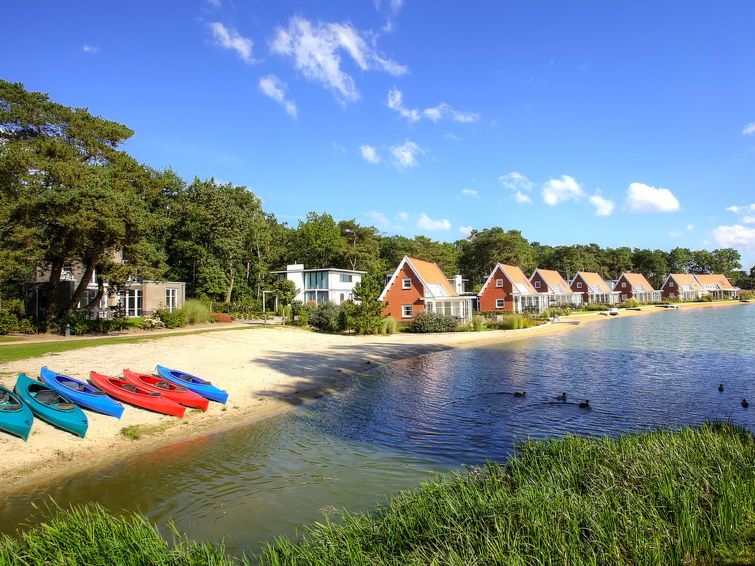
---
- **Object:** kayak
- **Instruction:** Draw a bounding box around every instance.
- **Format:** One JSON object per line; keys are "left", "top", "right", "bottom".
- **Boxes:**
{"left": 90, "top": 371, "right": 186, "bottom": 418}
{"left": 14, "top": 373, "right": 88, "bottom": 438}
{"left": 40, "top": 367, "right": 124, "bottom": 418}
{"left": 156, "top": 365, "right": 228, "bottom": 404}
{"left": 0, "top": 384, "right": 34, "bottom": 441}
{"left": 122, "top": 369, "right": 209, "bottom": 411}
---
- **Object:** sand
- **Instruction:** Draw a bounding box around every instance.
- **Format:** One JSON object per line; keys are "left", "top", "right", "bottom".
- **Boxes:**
{"left": 0, "top": 301, "right": 746, "bottom": 491}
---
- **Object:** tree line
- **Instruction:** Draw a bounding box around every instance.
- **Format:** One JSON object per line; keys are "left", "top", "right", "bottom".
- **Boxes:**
{"left": 1, "top": 80, "right": 752, "bottom": 320}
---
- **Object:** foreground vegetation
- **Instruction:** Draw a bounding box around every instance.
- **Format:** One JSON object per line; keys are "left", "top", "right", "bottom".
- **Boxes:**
{"left": 1, "top": 423, "right": 752, "bottom": 565}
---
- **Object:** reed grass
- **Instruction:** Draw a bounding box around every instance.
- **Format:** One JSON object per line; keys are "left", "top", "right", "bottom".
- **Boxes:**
{"left": 262, "top": 422, "right": 755, "bottom": 565}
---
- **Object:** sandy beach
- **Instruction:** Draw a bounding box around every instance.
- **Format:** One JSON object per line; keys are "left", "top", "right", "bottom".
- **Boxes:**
{"left": 0, "top": 301, "right": 746, "bottom": 491}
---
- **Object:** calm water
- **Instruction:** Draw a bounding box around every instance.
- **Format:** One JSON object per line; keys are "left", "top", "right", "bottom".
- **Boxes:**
{"left": 2, "top": 304, "right": 753, "bottom": 556}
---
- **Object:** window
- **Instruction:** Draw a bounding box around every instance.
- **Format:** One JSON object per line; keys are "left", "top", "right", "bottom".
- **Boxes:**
{"left": 495, "top": 278, "right": 503, "bottom": 288}
{"left": 339, "top": 274, "right": 352, "bottom": 283}
{"left": 120, "top": 289, "right": 142, "bottom": 317}
{"left": 669, "top": 292, "right": 675, "bottom": 298}
{"left": 622, "top": 294, "right": 627, "bottom": 301}
{"left": 669, "top": 281, "right": 674, "bottom": 287}
{"left": 402, "top": 278, "right": 411, "bottom": 289}
{"left": 402, "top": 304, "right": 413, "bottom": 318}
{"left": 621, "top": 281, "right": 626, "bottom": 288}
{"left": 576, "top": 282, "right": 582, "bottom": 289}
{"left": 534, "top": 281, "right": 541, "bottom": 289}
{"left": 166, "top": 288, "right": 178, "bottom": 312}
{"left": 496, "top": 298, "right": 505, "bottom": 309}
{"left": 304, "top": 271, "right": 328, "bottom": 290}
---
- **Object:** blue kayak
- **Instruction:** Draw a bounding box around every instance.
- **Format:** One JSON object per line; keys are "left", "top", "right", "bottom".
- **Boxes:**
{"left": 0, "top": 384, "right": 34, "bottom": 441}
{"left": 14, "top": 373, "right": 88, "bottom": 438}
{"left": 156, "top": 365, "right": 228, "bottom": 404}
{"left": 40, "top": 367, "right": 124, "bottom": 418}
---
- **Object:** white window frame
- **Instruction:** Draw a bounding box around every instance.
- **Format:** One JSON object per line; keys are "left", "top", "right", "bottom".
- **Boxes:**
{"left": 166, "top": 288, "right": 178, "bottom": 312}
{"left": 621, "top": 281, "right": 626, "bottom": 288}
{"left": 534, "top": 281, "right": 541, "bottom": 289}
{"left": 669, "top": 281, "right": 674, "bottom": 287}
{"left": 495, "top": 298, "right": 505, "bottom": 309}
{"left": 495, "top": 278, "right": 504, "bottom": 288}
{"left": 402, "top": 278, "right": 411, "bottom": 290}
{"left": 340, "top": 274, "right": 352, "bottom": 283}
{"left": 402, "top": 304, "right": 413, "bottom": 318}
{"left": 576, "top": 282, "right": 582, "bottom": 289}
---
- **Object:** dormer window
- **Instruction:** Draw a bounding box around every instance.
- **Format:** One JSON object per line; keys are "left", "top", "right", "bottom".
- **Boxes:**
{"left": 669, "top": 281, "right": 674, "bottom": 287}
{"left": 534, "top": 281, "right": 541, "bottom": 289}
{"left": 402, "top": 278, "right": 411, "bottom": 290}
{"left": 495, "top": 279, "right": 503, "bottom": 288}
{"left": 576, "top": 282, "right": 582, "bottom": 289}
{"left": 621, "top": 282, "right": 626, "bottom": 288}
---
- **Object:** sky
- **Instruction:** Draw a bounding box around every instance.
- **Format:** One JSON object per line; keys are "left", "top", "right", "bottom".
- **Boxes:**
{"left": 3, "top": 1, "right": 755, "bottom": 270}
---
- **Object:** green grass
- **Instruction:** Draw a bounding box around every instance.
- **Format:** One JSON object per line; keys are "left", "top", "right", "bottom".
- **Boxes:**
{"left": 262, "top": 422, "right": 755, "bottom": 565}
{"left": 120, "top": 421, "right": 176, "bottom": 440}
{"left": 0, "top": 325, "right": 263, "bottom": 364}
{"left": 0, "top": 336, "right": 21, "bottom": 343}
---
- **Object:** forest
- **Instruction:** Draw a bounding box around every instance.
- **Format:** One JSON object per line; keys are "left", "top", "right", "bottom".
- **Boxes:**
{"left": 2, "top": 79, "right": 752, "bottom": 322}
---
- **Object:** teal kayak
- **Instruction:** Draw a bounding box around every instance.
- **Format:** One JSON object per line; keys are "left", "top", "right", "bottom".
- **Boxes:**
{"left": 14, "top": 373, "right": 88, "bottom": 438}
{"left": 0, "top": 384, "right": 33, "bottom": 441}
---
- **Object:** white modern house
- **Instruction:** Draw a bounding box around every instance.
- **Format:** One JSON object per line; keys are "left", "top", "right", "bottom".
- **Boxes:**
{"left": 271, "top": 264, "right": 366, "bottom": 305}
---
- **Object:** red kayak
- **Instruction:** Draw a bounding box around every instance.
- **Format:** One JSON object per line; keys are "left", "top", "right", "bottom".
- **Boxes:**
{"left": 122, "top": 369, "right": 209, "bottom": 411}
{"left": 89, "top": 371, "right": 186, "bottom": 418}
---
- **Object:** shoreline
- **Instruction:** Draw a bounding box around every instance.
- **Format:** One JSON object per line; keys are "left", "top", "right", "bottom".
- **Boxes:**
{"left": 0, "top": 300, "right": 747, "bottom": 494}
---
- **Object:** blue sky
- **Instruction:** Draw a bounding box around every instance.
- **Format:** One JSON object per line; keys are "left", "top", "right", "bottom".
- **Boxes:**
{"left": 3, "top": 1, "right": 755, "bottom": 269}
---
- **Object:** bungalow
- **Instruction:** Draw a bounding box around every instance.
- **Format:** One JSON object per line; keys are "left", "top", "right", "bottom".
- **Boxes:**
{"left": 271, "top": 263, "right": 366, "bottom": 305}
{"left": 660, "top": 274, "right": 704, "bottom": 301}
{"left": 529, "top": 268, "right": 583, "bottom": 307}
{"left": 693, "top": 274, "right": 739, "bottom": 300}
{"left": 479, "top": 263, "right": 547, "bottom": 314}
{"left": 379, "top": 256, "right": 473, "bottom": 322}
{"left": 614, "top": 272, "right": 662, "bottom": 304}
{"left": 570, "top": 272, "right": 621, "bottom": 305}
{"left": 25, "top": 262, "right": 185, "bottom": 319}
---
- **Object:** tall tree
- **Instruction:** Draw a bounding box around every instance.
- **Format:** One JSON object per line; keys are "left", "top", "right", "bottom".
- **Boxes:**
{"left": 294, "top": 211, "right": 344, "bottom": 268}
{"left": 338, "top": 219, "right": 380, "bottom": 272}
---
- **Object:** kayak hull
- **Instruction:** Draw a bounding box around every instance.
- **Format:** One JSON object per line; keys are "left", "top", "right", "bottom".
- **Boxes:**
{"left": 90, "top": 371, "right": 186, "bottom": 418}
{"left": 40, "top": 367, "right": 124, "bottom": 418}
{"left": 0, "top": 384, "right": 34, "bottom": 441}
{"left": 156, "top": 365, "right": 228, "bottom": 404}
{"left": 122, "top": 370, "right": 209, "bottom": 411}
{"left": 14, "top": 373, "right": 88, "bottom": 438}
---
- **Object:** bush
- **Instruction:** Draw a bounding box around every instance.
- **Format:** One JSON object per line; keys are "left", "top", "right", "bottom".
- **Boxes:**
{"left": 489, "top": 314, "right": 524, "bottom": 330}
{"left": 619, "top": 298, "right": 639, "bottom": 308}
{"left": 182, "top": 299, "right": 210, "bottom": 324}
{"left": 1, "top": 298, "right": 24, "bottom": 317}
{"left": 585, "top": 303, "right": 610, "bottom": 311}
{"left": 139, "top": 317, "right": 164, "bottom": 330}
{"left": 382, "top": 317, "right": 398, "bottom": 335}
{"left": 0, "top": 311, "right": 20, "bottom": 335}
{"left": 471, "top": 315, "right": 484, "bottom": 331}
{"left": 697, "top": 294, "right": 713, "bottom": 302}
{"left": 409, "top": 311, "right": 457, "bottom": 333}
{"left": 338, "top": 301, "right": 357, "bottom": 332}
{"left": 309, "top": 301, "right": 340, "bottom": 332}
{"left": 153, "top": 308, "right": 186, "bottom": 329}
{"left": 210, "top": 313, "right": 233, "bottom": 323}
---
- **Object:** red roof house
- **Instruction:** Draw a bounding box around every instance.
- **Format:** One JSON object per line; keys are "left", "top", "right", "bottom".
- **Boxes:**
{"left": 614, "top": 272, "right": 662, "bottom": 303}
{"left": 693, "top": 274, "right": 739, "bottom": 299}
{"left": 478, "top": 263, "right": 547, "bottom": 313}
{"left": 529, "top": 268, "right": 583, "bottom": 307}
{"left": 570, "top": 272, "right": 620, "bottom": 305}
{"left": 660, "top": 274, "right": 704, "bottom": 301}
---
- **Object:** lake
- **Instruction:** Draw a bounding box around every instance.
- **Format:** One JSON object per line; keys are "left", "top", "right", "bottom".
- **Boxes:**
{"left": 1, "top": 304, "right": 753, "bottom": 557}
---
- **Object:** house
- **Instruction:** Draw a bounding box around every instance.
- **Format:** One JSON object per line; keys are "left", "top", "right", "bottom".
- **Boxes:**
{"left": 379, "top": 256, "right": 474, "bottom": 322}
{"left": 25, "top": 262, "right": 185, "bottom": 319}
{"left": 614, "top": 272, "right": 662, "bottom": 303}
{"left": 271, "top": 263, "right": 366, "bottom": 305}
{"left": 570, "top": 272, "right": 621, "bottom": 305}
{"left": 529, "top": 268, "right": 583, "bottom": 307}
{"left": 660, "top": 274, "right": 704, "bottom": 301}
{"left": 478, "top": 263, "right": 547, "bottom": 313}
{"left": 693, "top": 274, "right": 739, "bottom": 300}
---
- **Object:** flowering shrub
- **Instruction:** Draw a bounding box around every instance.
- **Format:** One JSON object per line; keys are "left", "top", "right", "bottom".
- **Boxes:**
{"left": 211, "top": 313, "right": 233, "bottom": 323}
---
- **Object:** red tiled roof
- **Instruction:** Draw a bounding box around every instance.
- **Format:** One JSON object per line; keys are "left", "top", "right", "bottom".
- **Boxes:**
{"left": 622, "top": 272, "right": 656, "bottom": 292}
{"left": 668, "top": 274, "right": 703, "bottom": 290}
{"left": 534, "top": 269, "right": 571, "bottom": 293}
{"left": 577, "top": 272, "right": 612, "bottom": 293}
{"left": 407, "top": 257, "right": 458, "bottom": 296}
{"left": 499, "top": 264, "right": 537, "bottom": 293}
{"left": 695, "top": 273, "right": 733, "bottom": 289}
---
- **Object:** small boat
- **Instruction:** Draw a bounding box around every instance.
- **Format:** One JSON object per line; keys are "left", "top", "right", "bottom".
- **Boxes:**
{"left": 40, "top": 367, "right": 124, "bottom": 418}
{"left": 608, "top": 308, "right": 619, "bottom": 316}
{"left": 122, "top": 369, "right": 209, "bottom": 411}
{"left": 90, "top": 372, "right": 186, "bottom": 418}
{"left": 0, "top": 385, "right": 34, "bottom": 441}
{"left": 156, "top": 365, "right": 228, "bottom": 404}
{"left": 14, "top": 373, "right": 88, "bottom": 438}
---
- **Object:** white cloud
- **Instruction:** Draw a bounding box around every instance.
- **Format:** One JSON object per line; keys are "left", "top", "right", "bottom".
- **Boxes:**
{"left": 743, "top": 122, "right": 755, "bottom": 135}
{"left": 687, "top": 223, "right": 695, "bottom": 231}
{"left": 624, "top": 182, "right": 680, "bottom": 213}
{"left": 82, "top": 45, "right": 99, "bottom": 54}
{"left": 209, "top": 22, "right": 255, "bottom": 63}
{"left": 396, "top": 211, "right": 408, "bottom": 222}
{"left": 459, "top": 188, "right": 478, "bottom": 199}
{"left": 417, "top": 213, "right": 451, "bottom": 231}
{"left": 713, "top": 224, "right": 755, "bottom": 250}
{"left": 499, "top": 171, "right": 533, "bottom": 192}
{"left": 387, "top": 87, "right": 479, "bottom": 123}
{"left": 360, "top": 145, "right": 380, "bottom": 163}
{"left": 743, "top": 216, "right": 755, "bottom": 224}
{"left": 444, "top": 133, "right": 460, "bottom": 141}
{"left": 542, "top": 175, "right": 584, "bottom": 206}
{"left": 726, "top": 204, "right": 755, "bottom": 215}
{"left": 390, "top": 140, "right": 423, "bottom": 170}
{"left": 669, "top": 230, "right": 684, "bottom": 238}
{"left": 459, "top": 226, "right": 473, "bottom": 238}
{"left": 514, "top": 191, "right": 532, "bottom": 204}
{"left": 258, "top": 75, "right": 297, "bottom": 118}
{"left": 366, "top": 210, "right": 391, "bottom": 229}
{"left": 589, "top": 192, "right": 615, "bottom": 216}
{"left": 206, "top": 0, "right": 221, "bottom": 7}
{"left": 271, "top": 16, "right": 407, "bottom": 103}
{"left": 332, "top": 142, "right": 346, "bottom": 153}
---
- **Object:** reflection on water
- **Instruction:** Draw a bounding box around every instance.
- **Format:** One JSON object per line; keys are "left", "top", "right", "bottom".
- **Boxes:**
{"left": 1, "top": 305, "right": 753, "bottom": 556}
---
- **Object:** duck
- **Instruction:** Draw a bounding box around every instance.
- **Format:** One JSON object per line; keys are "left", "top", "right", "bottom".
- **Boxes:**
{"left": 578, "top": 400, "right": 590, "bottom": 409}
{"left": 556, "top": 392, "right": 567, "bottom": 402}
{"left": 743, "top": 399, "right": 749, "bottom": 409}
{"left": 514, "top": 391, "right": 527, "bottom": 397}
{"left": 718, "top": 384, "right": 724, "bottom": 392}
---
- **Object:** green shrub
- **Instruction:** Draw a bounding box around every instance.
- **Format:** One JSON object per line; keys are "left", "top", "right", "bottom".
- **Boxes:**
{"left": 409, "top": 311, "right": 457, "bottom": 333}
{"left": 1, "top": 298, "right": 24, "bottom": 317}
{"left": 154, "top": 308, "right": 186, "bottom": 329}
{"left": 182, "top": 299, "right": 210, "bottom": 324}
{"left": 139, "top": 317, "right": 164, "bottom": 330}
{"left": 0, "top": 311, "right": 20, "bottom": 335}
{"left": 585, "top": 303, "right": 610, "bottom": 311}
{"left": 338, "top": 301, "right": 357, "bottom": 332}
{"left": 382, "top": 317, "right": 398, "bottom": 335}
{"left": 309, "top": 301, "right": 340, "bottom": 332}
{"left": 619, "top": 298, "right": 639, "bottom": 308}
{"left": 471, "top": 315, "right": 484, "bottom": 331}
{"left": 697, "top": 294, "right": 713, "bottom": 302}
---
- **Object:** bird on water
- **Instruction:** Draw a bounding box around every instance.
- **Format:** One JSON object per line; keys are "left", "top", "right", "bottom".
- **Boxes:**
{"left": 514, "top": 391, "right": 527, "bottom": 397}
{"left": 556, "top": 392, "right": 567, "bottom": 402}
{"left": 718, "top": 384, "right": 724, "bottom": 392}
{"left": 579, "top": 400, "right": 590, "bottom": 409}
{"left": 743, "top": 399, "right": 749, "bottom": 408}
